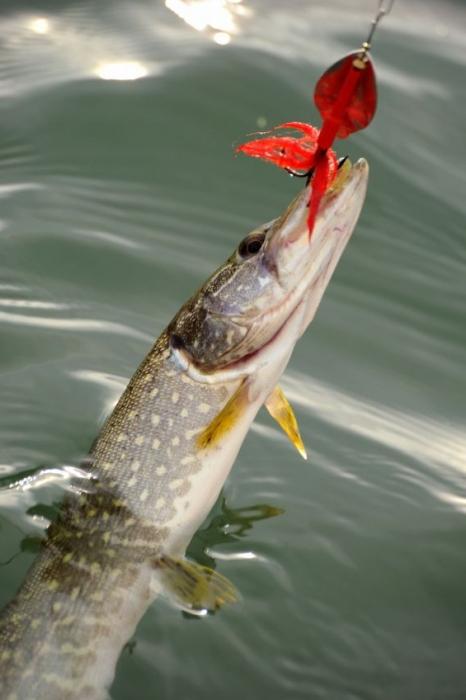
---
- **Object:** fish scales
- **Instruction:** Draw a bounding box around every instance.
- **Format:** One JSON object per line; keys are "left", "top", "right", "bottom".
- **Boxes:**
{"left": 0, "top": 158, "right": 369, "bottom": 698}
{"left": 0, "top": 330, "right": 235, "bottom": 699}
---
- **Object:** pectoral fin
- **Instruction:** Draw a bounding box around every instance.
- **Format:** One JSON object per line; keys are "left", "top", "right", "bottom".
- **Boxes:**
{"left": 154, "top": 555, "right": 239, "bottom": 615}
{"left": 196, "top": 380, "right": 249, "bottom": 451}
{"left": 265, "top": 385, "right": 307, "bottom": 460}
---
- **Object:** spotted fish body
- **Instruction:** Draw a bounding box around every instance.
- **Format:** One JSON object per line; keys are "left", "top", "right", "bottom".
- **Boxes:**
{"left": 0, "top": 159, "right": 369, "bottom": 699}
{"left": 0, "top": 332, "right": 244, "bottom": 700}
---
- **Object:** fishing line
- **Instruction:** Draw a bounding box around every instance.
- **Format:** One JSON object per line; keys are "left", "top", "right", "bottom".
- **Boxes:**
{"left": 364, "top": 0, "right": 396, "bottom": 51}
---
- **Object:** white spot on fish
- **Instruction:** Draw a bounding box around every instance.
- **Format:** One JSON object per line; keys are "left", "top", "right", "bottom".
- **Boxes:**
{"left": 152, "top": 438, "right": 160, "bottom": 450}
{"left": 151, "top": 414, "right": 160, "bottom": 427}
{"left": 117, "top": 433, "right": 127, "bottom": 443}
{"left": 166, "top": 369, "right": 176, "bottom": 377}
{"left": 155, "top": 497, "right": 165, "bottom": 509}
{"left": 131, "top": 460, "right": 141, "bottom": 472}
{"left": 142, "top": 373, "right": 153, "bottom": 384}
{"left": 169, "top": 478, "right": 183, "bottom": 491}
{"left": 90, "top": 562, "right": 102, "bottom": 575}
{"left": 59, "top": 615, "right": 76, "bottom": 628}
{"left": 185, "top": 428, "right": 200, "bottom": 440}
{"left": 168, "top": 418, "right": 174, "bottom": 428}
{"left": 150, "top": 387, "right": 159, "bottom": 398}
{"left": 135, "top": 435, "right": 145, "bottom": 446}
{"left": 128, "top": 410, "right": 138, "bottom": 420}
{"left": 198, "top": 403, "right": 210, "bottom": 414}
{"left": 140, "top": 488, "right": 149, "bottom": 502}
{"left": 181, "top": 455, "right": 195, "bottom": 465}
{"left": 172, "top": 391, "right": 180, "bottom": 404}
{"left": 172, "top": 436, "right": 180, "bottom": 447}
{"left": 156, "top": 465, "right": 167, "bottom": 476}
{"left": 181, "top": 408, "right": 188, "bottom": 418}
{"left": 128, "top": 476, "right": 137, "bottom": 487}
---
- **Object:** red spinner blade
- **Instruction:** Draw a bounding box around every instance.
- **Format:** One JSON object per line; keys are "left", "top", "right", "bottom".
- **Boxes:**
{"left": 314, "top": 52, "right": 377, "bottom": 140}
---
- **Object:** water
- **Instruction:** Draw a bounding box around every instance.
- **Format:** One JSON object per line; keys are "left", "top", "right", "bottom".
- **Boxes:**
{"left": 0, "top": 0, "right": 465, "bottom": 697}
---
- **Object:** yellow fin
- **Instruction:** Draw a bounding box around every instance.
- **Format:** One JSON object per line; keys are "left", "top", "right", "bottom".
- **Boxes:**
{"left": 196, "top": 381, "right": 249, "bottom": 451}
{"left": 265, "top": 385, "right": 307, "bottom": 460}
{"left": 154, "top": 555, "right": 239, "bottom": 615}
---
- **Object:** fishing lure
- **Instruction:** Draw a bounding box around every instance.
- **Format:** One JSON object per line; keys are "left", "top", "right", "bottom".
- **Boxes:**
{"left": 237, "top": 0, "right": 395, "bottom": 235}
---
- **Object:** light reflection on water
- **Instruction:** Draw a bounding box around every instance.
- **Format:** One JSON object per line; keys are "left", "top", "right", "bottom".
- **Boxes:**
{"left": 95, "top": 61, "right": 150, "bottom": 81}
{"left": 165, "top": 0, "right": 252, "bottom": 44}
{"left": 27, "top": 17, "right": 51, "bottom": 35}
{"left": 0, "top": 464, "right": 95, "bottom": 515}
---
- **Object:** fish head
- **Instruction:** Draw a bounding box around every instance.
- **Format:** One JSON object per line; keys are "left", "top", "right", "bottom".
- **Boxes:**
{"left": 169, "top": 158, "right": 368, "bottom": 374}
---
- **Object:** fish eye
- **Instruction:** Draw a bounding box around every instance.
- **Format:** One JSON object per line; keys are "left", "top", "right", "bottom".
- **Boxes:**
{"left": 237, "top": 232, "right": 266, "bottom": 260}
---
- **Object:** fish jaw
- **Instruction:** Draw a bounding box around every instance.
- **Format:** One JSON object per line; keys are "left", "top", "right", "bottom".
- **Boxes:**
{"left": 177, "top": 158, "right": 368, "bottom": 382}
{"left": 296, "top": 157, "right": 369, "bottom": 332}
{"left": 242, "top": 157, "right": 369, "bottom": 359}
{"left": 169, "top": 158, "right": 368, "bottom": 375}
{"left": 266, "top": 157, "right": 369, "bottom": 300}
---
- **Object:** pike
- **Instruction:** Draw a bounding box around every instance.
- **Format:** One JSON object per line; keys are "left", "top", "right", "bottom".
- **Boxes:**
{"left": 0, "top": 158, "right": 368, "bottom": 699}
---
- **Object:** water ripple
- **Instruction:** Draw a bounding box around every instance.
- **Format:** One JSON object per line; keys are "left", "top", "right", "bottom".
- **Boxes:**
{"left": 0, "top": 309, "right": 152, "bottom": 340}
{"left": 282, "top": 371, "right": 466, "bottom": 507}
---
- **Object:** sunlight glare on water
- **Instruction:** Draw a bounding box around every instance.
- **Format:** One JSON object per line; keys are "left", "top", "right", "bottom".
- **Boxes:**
{"left": 95, "top": 61, "right": 149, "bottom": 81}
{"left": 165, "top": 0, "right": 252, "bottom": 43}
{"left": 27, "top": 17, "right": 50, "bottom": 35}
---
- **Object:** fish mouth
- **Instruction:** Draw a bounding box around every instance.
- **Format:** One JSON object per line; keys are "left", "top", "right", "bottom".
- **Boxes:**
{"left": 220, "top": 157, "right": 369, "bottom": 369}
{"left": 174, "top": 158, "right": 368, "bottom": 384}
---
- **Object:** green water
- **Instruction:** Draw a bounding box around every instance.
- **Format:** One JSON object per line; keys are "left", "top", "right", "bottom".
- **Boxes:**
{"left": 1, "top": 0, "right": 465, "bottom": 697}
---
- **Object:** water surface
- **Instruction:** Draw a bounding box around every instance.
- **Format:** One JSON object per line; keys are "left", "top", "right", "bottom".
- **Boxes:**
{"left": 0, "top": 1, "right": 465, "bottom": 698}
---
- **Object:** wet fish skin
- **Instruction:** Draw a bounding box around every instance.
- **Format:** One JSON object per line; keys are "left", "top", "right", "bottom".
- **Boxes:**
{"left": 0, "top": 331, "right": 232, "bottom": 699}
{"left": 0, "top": 159, "right": 368, "bottom": 699}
